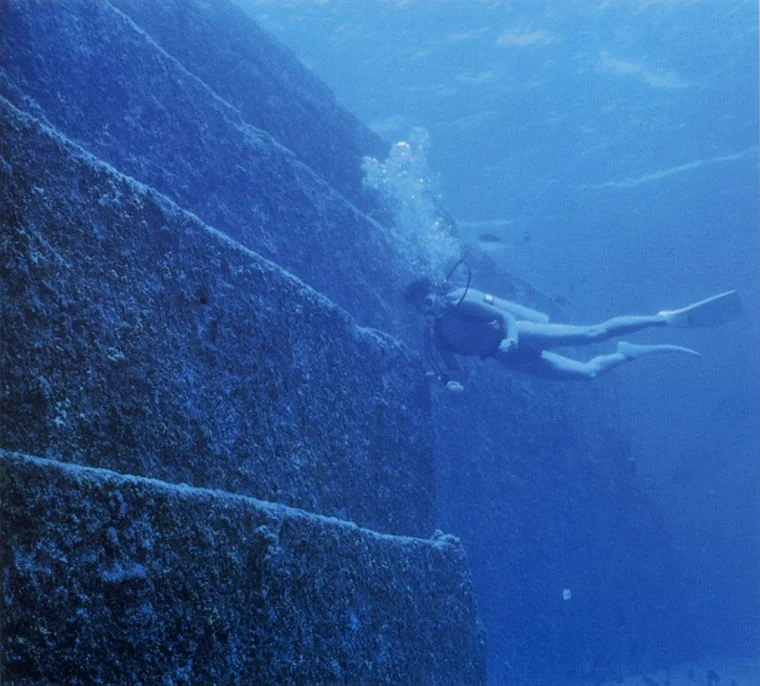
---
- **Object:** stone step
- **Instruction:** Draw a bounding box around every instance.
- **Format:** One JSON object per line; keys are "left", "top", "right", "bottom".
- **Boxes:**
{"left": 106, "top": 0, "right": 388, "bottom": 206}
{"left": 0, "top": 449, "right": 485, "bottom": 684}
{"left": 0, "top": 0, "right": 411, "bottom": 330}
{"left": 1, "top": 97, "right": 434, "bottom": 537}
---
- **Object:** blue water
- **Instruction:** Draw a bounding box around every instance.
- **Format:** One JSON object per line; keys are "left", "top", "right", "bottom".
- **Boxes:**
{"left": 243, "top": 0, "right": 760, "bottom": 678}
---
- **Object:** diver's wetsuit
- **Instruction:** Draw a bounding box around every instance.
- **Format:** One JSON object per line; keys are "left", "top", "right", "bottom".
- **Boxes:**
{"left": 430, "top": 301, "right": 541, "bottom": 382}
{"left": 427, "top": 290, "right": 534, "bottom": 384}
{"left": 434, "top": 308, "right": 506, "bottom": 359}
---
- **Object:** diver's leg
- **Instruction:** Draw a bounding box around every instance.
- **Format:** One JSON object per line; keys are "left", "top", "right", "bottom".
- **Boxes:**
{"left": 518, "top": 291, "right": 742, "bottom": 350}
{"left": 507, "top": 343, "right": 701, "bottom": 381}
{"left": 513, "top": 350, "right": 628, "bottom": 381}
{"left": 516, "top": 314, "right": 668, "bottom": 350}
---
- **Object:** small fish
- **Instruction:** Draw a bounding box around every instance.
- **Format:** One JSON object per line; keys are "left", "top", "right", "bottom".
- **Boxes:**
{"left": 477, "top": 232, "right": 502, "bottom": 244}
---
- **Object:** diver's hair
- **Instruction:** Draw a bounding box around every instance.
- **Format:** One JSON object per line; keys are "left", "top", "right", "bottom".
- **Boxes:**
{"left": 403, "top": 277, "right": 434, "bottom": 305}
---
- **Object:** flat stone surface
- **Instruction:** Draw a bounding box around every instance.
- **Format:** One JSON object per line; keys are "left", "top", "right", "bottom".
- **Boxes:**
{"left": 0, "top": 97, "right": 434, "bottom": 537}
{"left": 0, "top": 449, "right": 486, "bottom": 685}
{"left": 0, "top": 0, "right": 412, "bottom": 331}
{"left": 108, "top": 0, "right": 388, "bottom": 207}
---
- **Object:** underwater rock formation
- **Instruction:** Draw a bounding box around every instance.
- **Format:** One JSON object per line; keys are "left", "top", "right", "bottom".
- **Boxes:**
{"left": 0, "top": 0, "right": 410, "bottom": 331}
{"left": 1, "top": 450, "right": 484, "bottom": 684}
{"left": 0, "top": 0, "right": 684, "bottom": 684}
{"left": 0, "top": 1, "right": 485, "bottom": 681}
{"left": 1, "top": 99, "right": 434, "bottom": 537}
{"left": 106, "top": 0, "right": 388, "bottom": 208}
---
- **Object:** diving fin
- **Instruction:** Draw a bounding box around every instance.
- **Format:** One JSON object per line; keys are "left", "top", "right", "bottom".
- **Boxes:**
{"left": 658, "top": 290, "right": 741, "bottom": 328}
{"left": 618, "top": 341, "right": 702, "bottom": 359}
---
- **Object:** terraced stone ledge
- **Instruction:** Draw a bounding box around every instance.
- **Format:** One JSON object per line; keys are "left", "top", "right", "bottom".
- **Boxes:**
{"left": 1, "top": 97, "right": 433, "bottom": 537}
{"left": 0, "top": 449, "right": 486, "bottom": 685}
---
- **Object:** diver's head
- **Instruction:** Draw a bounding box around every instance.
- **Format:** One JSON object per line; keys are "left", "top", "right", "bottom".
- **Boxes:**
{"left": 403, "top": 276, "right": 449, "bottom": 313}
{"left": 403, "top": 277, "right": 435, "bottom": 310}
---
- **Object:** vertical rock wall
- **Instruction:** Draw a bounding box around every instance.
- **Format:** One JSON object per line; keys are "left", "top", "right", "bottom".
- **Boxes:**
{"left": 1, "top": 450, "right": 486, "bottom": 685}
{"left": 0, "top": 99, "right": 434, "bottom": 536}
{"left": 0, "top": 1, "right": 487, "bottom": 682}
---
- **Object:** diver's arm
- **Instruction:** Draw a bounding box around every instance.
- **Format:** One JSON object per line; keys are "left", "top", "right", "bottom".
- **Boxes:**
{"left": 498, "top": 312, "right": 519, "bottom": 353}
{"left": 437, "top": 348, "right": 467, "bottom": 392}
{"left": 447, "top": 287, "right": 550, "bottom": 324}
{"left": 424, "top": 317, "right": 467, "bottom": 391}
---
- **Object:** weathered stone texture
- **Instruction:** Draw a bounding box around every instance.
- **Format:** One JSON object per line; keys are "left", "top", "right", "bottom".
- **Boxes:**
{"left": 0, "top": 2, "right": 489, "bottom": 683}
{"left": 0, "top": 450, "right": 486, "bottom": 685}
{"left": 0, "top": 0, "right": 412, "bottom": 331}
{"left": 107, "top": 0, "right": 388, "bottom": 207}
{"left": 0, "top": 98, "right": 434, "bottom": 537}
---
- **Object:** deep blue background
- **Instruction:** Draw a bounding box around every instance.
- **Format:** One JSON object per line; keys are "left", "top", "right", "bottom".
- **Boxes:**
{"left": 241, "top": 0, "right": 759, "bottom": 664}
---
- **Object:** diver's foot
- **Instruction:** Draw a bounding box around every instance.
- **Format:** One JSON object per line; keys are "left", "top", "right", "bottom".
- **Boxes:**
{"left": 658, "top": 290, "right": 741, "bottom": 327}
{"left": 617, "top": 341, "right": 702, "bottom": 359}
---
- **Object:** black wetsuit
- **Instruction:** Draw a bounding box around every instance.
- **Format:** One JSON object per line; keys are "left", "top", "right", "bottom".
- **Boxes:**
{"left": 430, "top": 303, "right": 542, "bottom": 384}
{"left": 434, "top": 308, "right": 505, "bottom": 358}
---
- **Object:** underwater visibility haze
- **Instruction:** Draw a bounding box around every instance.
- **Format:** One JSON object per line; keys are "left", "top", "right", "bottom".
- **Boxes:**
{"left": 1, "top": 0, "right": 758, "bottom": 684}
{"left": 247, "top": 0, "right": 759, "bottom": 676}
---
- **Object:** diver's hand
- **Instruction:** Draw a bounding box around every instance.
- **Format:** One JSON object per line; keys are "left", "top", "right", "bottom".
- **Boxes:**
{"left": 445, "top": 380, "right": 465, "bottom": 393}
{"left": 498, "top": 337, "right": 518, "bottom": 354}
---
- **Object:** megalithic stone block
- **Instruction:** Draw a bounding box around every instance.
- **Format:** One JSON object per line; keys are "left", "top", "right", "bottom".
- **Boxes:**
{"left": 105, "top": 0, "right": 389, "bottom": 207}
{"left": 0, "top": 450, "right": 486, "bottom": 685}
{"left": 0, "top": 0, "right": 411, "bottom": 330}
{"left": 0, "top": 97, "right": 434, "bottom": 537}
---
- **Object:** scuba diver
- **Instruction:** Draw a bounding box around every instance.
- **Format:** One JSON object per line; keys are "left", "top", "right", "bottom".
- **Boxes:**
{"left": 404, "top": 262, "right": 741, "bottom": 390}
